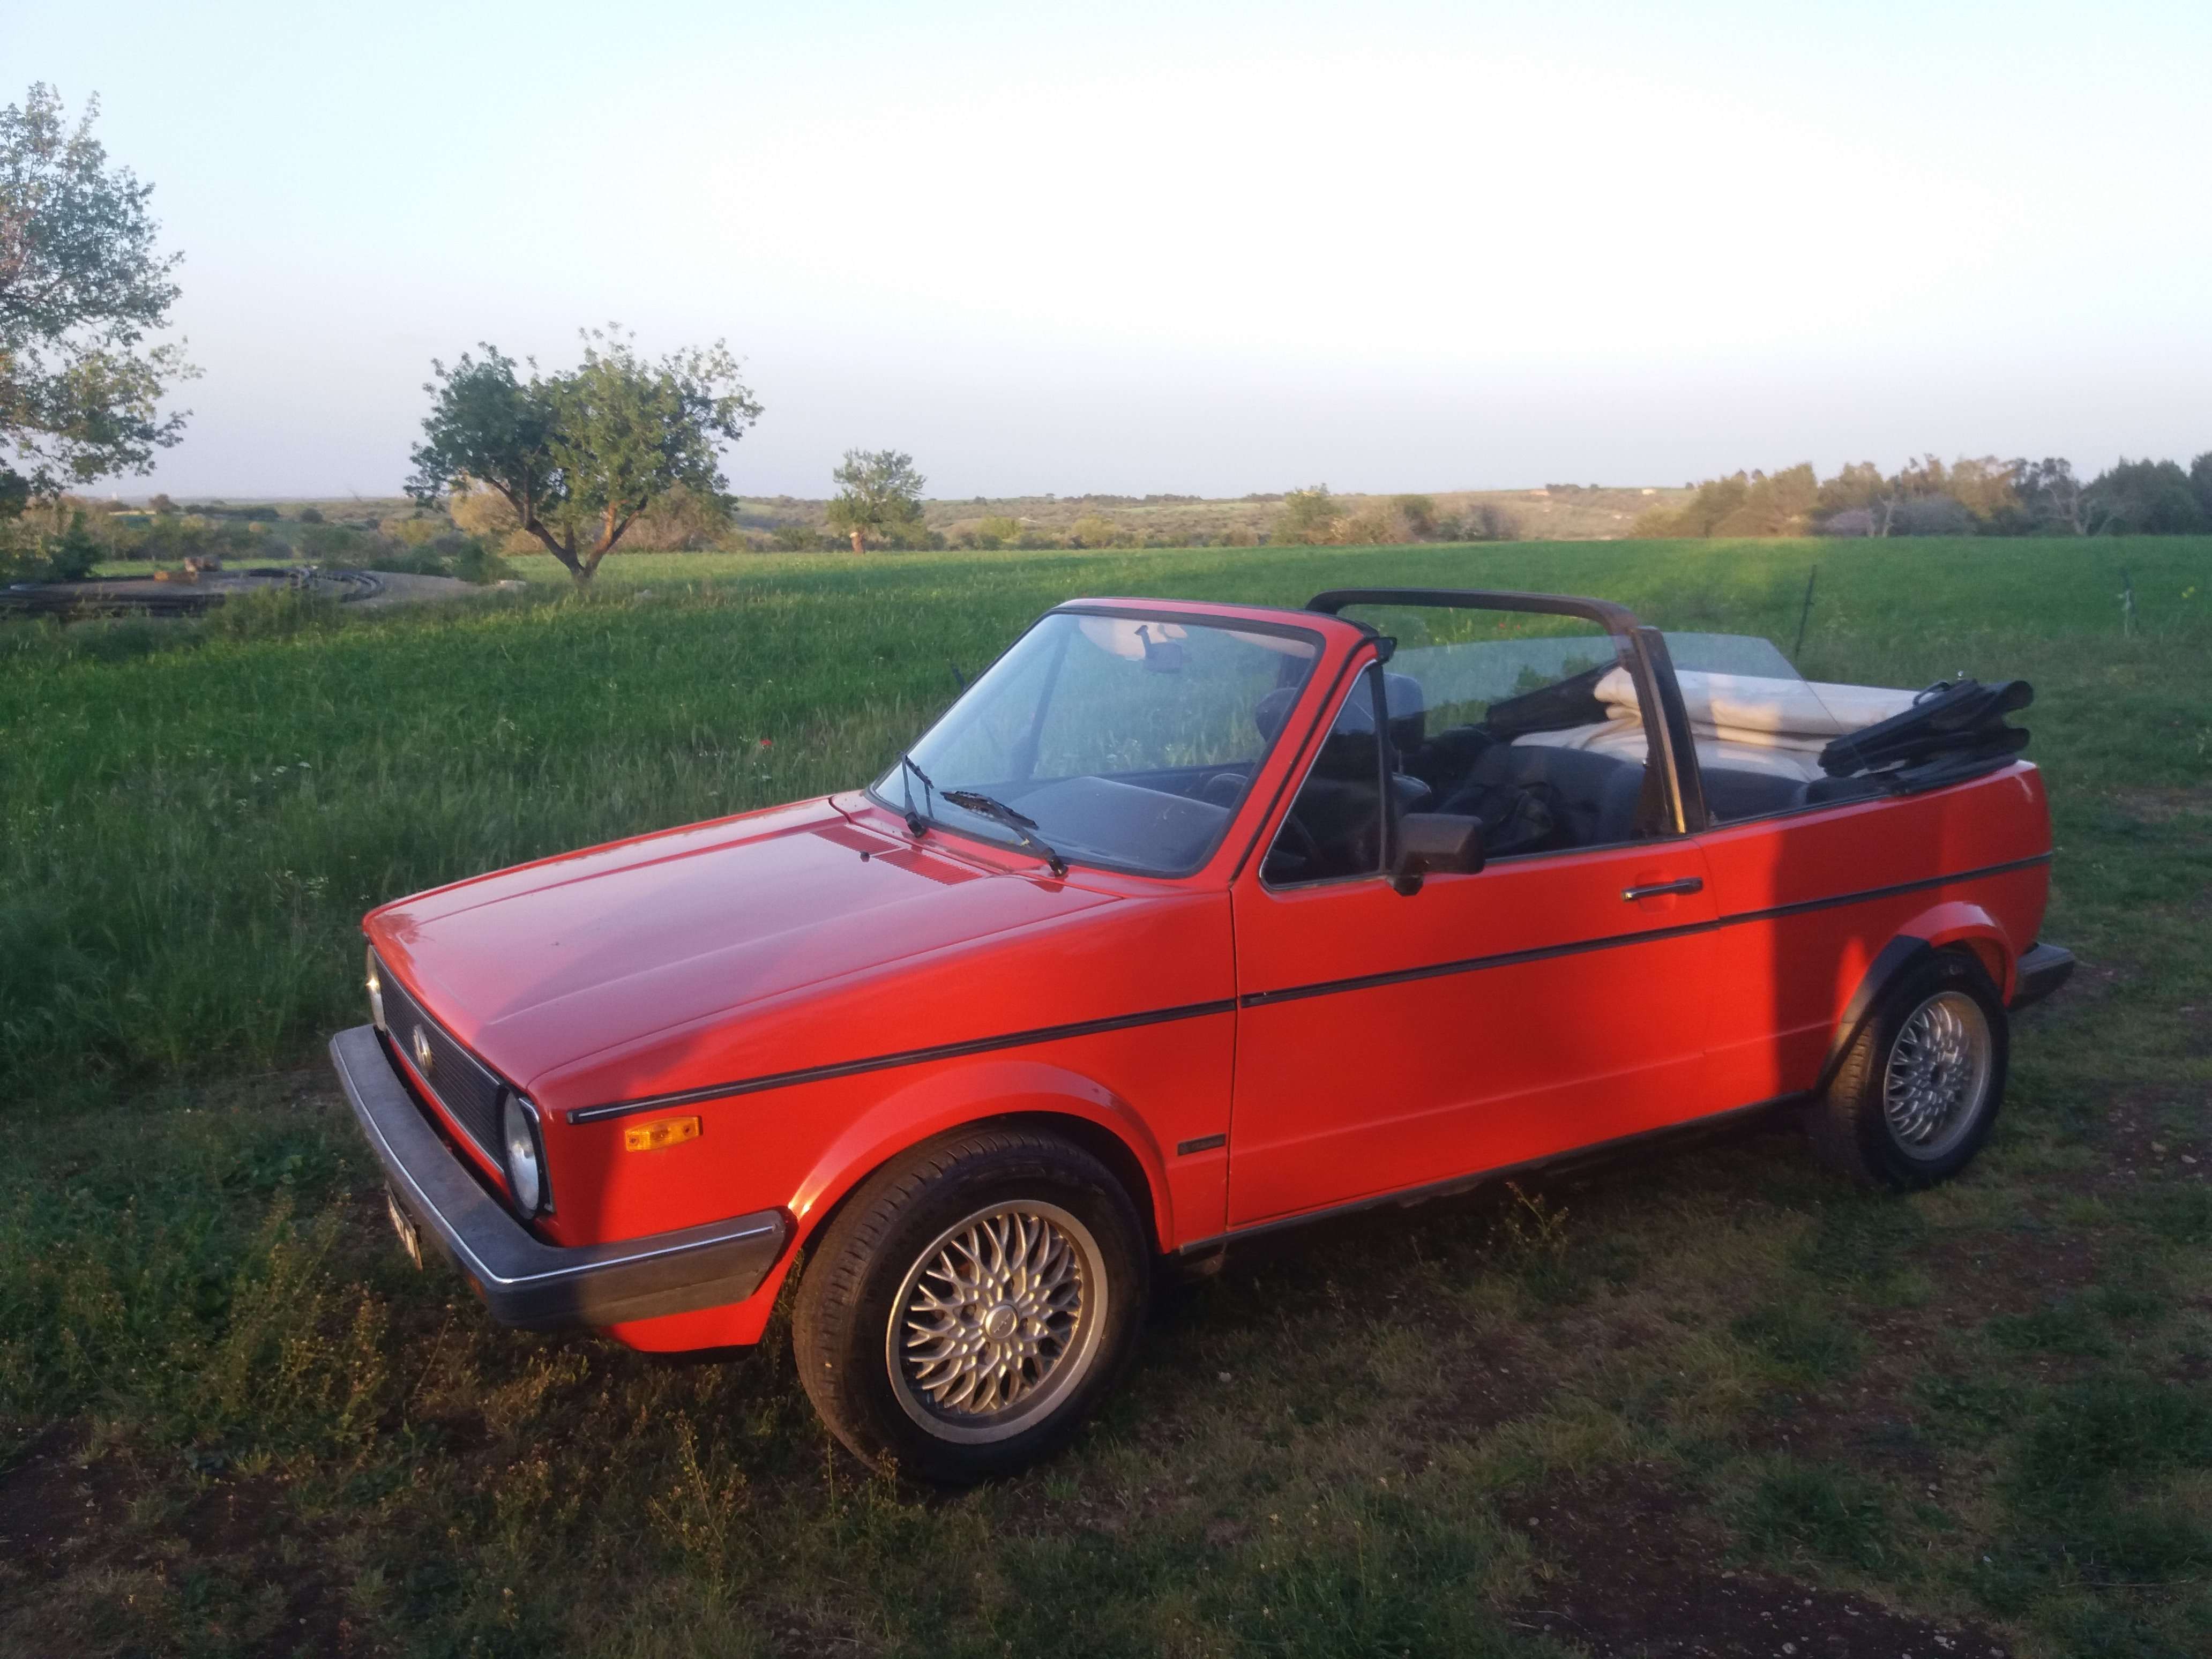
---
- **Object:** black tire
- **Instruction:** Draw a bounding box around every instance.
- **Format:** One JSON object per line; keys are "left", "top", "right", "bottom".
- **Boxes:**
{"left": 1810, "top": 950, "right": 2009, "bottom": 1190}
{"left": 793, "top": 1127, "right": 1149, "bottom": 1483}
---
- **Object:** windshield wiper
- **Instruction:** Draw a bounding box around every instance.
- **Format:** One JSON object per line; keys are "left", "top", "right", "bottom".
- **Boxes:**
{"left": 940, "top": 789, "right": 1070, "bottom": 878}
{"left": 898, "top": 753, "right": 936, "bottom": 837}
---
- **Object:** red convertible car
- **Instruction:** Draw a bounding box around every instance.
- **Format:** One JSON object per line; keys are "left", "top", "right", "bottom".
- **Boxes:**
{"left": 333, "top": 587, "right": 2070, "bottom": 1479}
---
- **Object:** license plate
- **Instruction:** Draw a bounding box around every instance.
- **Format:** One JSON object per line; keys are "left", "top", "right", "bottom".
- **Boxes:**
{"left": 385, "top": 1185, "right": 424, "bottom": 1270}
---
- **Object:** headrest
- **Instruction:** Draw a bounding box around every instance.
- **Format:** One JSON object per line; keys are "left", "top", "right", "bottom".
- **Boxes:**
{"left": 1253, "top": 686, "right": 1300, "bottom": 743}
{"left": 1382, "top": 672, "right": 1425, "bottom": 752}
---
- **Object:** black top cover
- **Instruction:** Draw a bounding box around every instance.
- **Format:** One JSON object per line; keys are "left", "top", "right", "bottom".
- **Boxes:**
{"left": 1818, "top": 678, "right": 2034, "bottom": 792}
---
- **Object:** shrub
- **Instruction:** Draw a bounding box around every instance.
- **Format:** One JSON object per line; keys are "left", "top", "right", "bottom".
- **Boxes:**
{"left": 1393, "top": 494, "right": 1438, "bottom": 537}
{"left": 972, "top": 514, "right": 1021, "bottom": 550}
{"left": 1273, "top": 485, "right": 1339, "bottom": 545}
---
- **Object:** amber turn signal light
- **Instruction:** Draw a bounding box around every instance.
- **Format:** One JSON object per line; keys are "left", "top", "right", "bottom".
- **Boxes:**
{"left": 623, "top": 1115, "right": 702, "bottom": 1152}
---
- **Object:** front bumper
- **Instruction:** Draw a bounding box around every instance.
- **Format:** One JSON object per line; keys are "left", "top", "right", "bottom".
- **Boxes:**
{"left": 331, "top": 1025, "right": 787, "bottom": 1331}
{"left": 2011, "top": 941, "right": 2075, "bottom": 1012}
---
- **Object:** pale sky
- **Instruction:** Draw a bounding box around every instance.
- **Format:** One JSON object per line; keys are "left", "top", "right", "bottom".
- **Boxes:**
{"left": 12, "top": 0, "right": 2211, "bottom": 499}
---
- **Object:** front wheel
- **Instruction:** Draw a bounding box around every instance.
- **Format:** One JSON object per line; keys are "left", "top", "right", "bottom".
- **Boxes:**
{"left": 1811, "top": 951, "right": 2009, "bottom": 1189}
{"left": 793, "top": 1128, "right": 1148, "bottom": 1483}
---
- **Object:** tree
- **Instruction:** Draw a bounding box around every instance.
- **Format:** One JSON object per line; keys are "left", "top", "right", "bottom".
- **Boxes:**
{"left": 2083, "top": 458, "right": 2205, "bottom": 535}
{"left": 2188, "top": 452, "right": 2212, "bottom": 525}
{"left": 1, "top": 85, "right": 195, "bottom": 509}
{"left": 1635, "top": 467, "right": 1814, "bottom": 536}
{"left": 2010, "top": 458, "right": 2092, "bottom": 535}
{"left": 824, "top": 449, "right": 925, "bottom": 554}
{"left": 406, "top": 327, "right": 759, "bottom": 586}
{"left": 1272, "top": 485, "right": 1339, "bottom": 545}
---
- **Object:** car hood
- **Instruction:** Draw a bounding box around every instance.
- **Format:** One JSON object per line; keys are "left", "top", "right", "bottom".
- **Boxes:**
{"left": 366, "top": 796, "right": 1210, "bottom": 1110}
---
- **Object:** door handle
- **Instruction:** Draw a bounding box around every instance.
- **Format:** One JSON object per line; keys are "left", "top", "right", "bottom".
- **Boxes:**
{"left": 1621, "top": 877, "right": 1703, "bottom": 902}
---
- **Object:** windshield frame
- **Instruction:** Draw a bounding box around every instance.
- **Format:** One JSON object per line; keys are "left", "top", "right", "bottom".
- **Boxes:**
{"left": 863, "top": 602, "right": 1333, "bottom": 880}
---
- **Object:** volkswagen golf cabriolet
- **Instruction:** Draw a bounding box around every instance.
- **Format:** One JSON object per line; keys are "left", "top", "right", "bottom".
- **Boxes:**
{"left": 333, "top": 586, "right": 2071, "bottom": 1479}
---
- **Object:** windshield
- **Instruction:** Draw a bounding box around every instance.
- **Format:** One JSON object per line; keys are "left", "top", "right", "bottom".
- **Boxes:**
{"left": 871, "top": 610, "right": 1322, "bottom": 876}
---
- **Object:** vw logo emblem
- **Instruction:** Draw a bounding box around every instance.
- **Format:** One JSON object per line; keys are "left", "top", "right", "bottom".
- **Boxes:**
{"left": 410, "top": 1025, "right": 435, "bottom": 1077}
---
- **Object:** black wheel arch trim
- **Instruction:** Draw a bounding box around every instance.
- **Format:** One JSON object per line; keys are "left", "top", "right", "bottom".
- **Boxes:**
{"left": 1814, "top": 936, "right": 1937, "bottom": 1095}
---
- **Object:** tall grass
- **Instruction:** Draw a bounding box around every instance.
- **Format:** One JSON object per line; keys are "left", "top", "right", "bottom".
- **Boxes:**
{"left": 5, "top": 537, "right": 2212, "bottom": 1656}
{"left": 3, "top": 537, "right": 2207, "bottom": 1109}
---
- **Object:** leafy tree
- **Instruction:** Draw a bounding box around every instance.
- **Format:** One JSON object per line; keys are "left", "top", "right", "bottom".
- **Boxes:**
{"left": 2189, "top": 452, "right": 2212, "bottom": 524}
{"left": 1636, "top": 466, "right": 1814, "bottom": 536}
{"left": 2084, "top": 458, "right": 2205, "bottom": 535}
{"left": 624, "top": 481, "right": 731, "bottom": 550}
{"left": 824, "top": 449, "right": 925, "bottom": 554}
{"left": 2009, "top": 458, "right": 2092, "bottom": 535}
{"left": 406, "top": 328, "right": 759, "bottom": 586}
{"left": 1, "top": 85, "right": 194, "bottom": 507}
{"left": 1272, "top": 485, "right": 1339, "bottom": 545}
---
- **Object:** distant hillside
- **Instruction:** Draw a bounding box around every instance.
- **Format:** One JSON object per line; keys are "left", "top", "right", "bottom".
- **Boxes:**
{"left": 114, "top": 483, "right": 1693, "bottom": 551}
{"left": 741, "top": 484, "right": 1688, "bottom": 545}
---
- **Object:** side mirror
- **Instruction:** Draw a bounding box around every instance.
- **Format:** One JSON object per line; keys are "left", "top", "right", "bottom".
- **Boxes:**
{"left": 1392, "top": 812, "right": 1484, "bottom": 894}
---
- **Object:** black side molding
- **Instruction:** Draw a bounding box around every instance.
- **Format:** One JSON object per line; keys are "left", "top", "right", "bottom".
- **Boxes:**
{"left": 331, "top": 1026, "right": 787, "bottom": 1331}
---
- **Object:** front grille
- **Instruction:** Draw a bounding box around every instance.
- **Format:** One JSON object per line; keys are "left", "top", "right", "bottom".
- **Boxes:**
{"left": 373, "top": 953, "right": 507, "bottom": 1162}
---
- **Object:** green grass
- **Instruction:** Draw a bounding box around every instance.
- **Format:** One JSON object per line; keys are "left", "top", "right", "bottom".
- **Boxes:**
{"left": 4, "top": 535, "right": 2211, "bottom": 1656}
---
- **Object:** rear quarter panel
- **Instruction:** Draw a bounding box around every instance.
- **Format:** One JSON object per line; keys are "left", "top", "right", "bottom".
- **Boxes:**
{"left": 1697, "top": 763, "right": 2052, "bottom": 1107}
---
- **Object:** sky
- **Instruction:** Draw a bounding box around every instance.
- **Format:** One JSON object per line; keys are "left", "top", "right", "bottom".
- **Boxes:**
{"left": 10, "top": 0, "right": 2211, "bottom": 499}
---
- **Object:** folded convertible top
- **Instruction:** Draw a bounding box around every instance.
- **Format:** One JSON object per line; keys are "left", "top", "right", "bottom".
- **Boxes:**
{"left": 1818, "top": 678, "right": 2034, "bottom": 789}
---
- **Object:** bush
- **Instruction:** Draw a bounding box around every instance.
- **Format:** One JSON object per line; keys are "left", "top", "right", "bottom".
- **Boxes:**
{"left": 1273, "top": 485, "right": 1339, "bottom": 545}
{"left": 1066, "top": 514, "right": 1126, "bottom": 549}
{"left": 972, "top": 514, "right": 1021, "bottom": 550}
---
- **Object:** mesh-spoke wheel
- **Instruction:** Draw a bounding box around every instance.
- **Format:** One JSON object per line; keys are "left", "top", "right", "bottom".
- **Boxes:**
{"left": 795, "top": 1128, "right": 1146, "bottom": 1483}
{"left": 1881, "top": 990, "right": 1993, "bottom": 1161}
{"left": 888, "top": 1201, "right": 1108, "bottom": 1444}
{"left": 1811, "top": 950, "right": 2009, "bottom": 1190}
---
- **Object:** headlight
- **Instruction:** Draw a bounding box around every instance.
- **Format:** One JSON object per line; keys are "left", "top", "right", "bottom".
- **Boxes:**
{"left": 365, "top": 948, "right": 386, "bottom": 1029}
{"left": 501, "top": 1092, "right": 549, "bottom": 1217}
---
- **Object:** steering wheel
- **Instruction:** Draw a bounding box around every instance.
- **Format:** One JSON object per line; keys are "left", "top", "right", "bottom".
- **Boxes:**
{"left": 1268, "top": 810, "right": 1324, "bottom": 878}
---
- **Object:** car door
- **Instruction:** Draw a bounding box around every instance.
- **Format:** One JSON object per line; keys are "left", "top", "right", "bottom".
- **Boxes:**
{"left": 1223, "top": 600, "right": 1722, "bottom": 1229}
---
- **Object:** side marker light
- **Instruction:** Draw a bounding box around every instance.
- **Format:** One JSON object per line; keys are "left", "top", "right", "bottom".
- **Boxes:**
{"left": 624, "top": 1116, "right": 703, "bottom": 1152}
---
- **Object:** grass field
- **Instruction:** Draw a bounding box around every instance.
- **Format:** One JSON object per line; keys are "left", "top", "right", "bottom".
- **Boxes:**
{"left": 3, "top": 536, "right": 2210, "bottom": 1657}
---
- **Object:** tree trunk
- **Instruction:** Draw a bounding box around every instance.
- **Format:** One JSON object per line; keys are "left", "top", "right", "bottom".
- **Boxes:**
{"left": 850, "top": 528, "right": 866, "bottom": 555}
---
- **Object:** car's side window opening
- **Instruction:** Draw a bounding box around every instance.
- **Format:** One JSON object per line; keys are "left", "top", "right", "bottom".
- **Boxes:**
{"left": 1328, "top": 608, "right": 1668, "bottom": 862}
{"left": 1262, "top": 665, "right": 1395, "bottom": 887}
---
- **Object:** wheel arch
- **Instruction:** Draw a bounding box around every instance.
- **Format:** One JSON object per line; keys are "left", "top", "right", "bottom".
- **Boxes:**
{"left": 1817, "top": 904, "right": 2015, "bottom": 1094}
{"left": 782, "top": 1059, "right": 1176, "bottom": 1265}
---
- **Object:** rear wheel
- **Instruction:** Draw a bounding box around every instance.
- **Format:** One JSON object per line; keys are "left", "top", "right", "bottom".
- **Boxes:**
{"left": 1811, "top": 951, "right": 2008, "bottom": 1189}
{"left": 793, "top": 1128, "right": 1148, "bottom": 1483}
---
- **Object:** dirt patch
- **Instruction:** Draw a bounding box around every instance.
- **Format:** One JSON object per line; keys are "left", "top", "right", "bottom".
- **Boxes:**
{"left": 1503, "top": 1470, "right": 2010, "bottom": 1658}
{"left": 2106, "top": 784, "right": 2212, "bottom": 826}
{"left": 1420, "top": 1336, "right": 1554, "bottom": 1440}
{"left": 2094, "top": 1089, "right": 2211, "bottom": 1183}
{"left": 0, "top": 1424, "right": 138, "bottom": 1582}
{"left": 0, "top": 1424, "right": 356, "bottom": 1657}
